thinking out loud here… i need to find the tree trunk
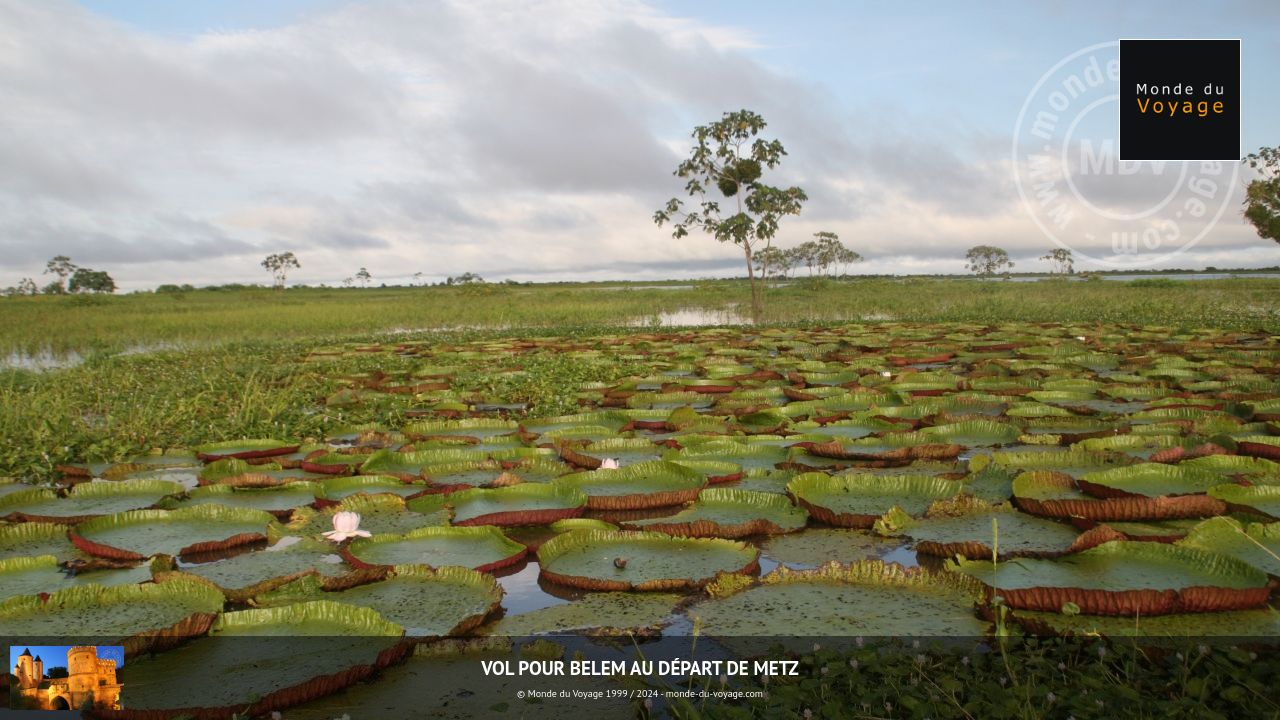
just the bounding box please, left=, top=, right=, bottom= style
left=743, top=244, right=762, bottom=323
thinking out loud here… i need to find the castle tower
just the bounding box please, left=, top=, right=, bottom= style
left=14, top=648, right=34, bottom=689
left=65, top=646, right=98, bottom=699
left=32, top=655, right=43, bottom=686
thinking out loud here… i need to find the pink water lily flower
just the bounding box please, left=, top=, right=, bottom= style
left=600, top=458, right=620, bottom=469
left=322, top=511, right=372, bottom=542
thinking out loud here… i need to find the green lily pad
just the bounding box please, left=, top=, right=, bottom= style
left=0, top=479, right=184, bottom=521
left=322, top=474, right=429, bottom=499
left=553, top=460, right=706, bottom=510
left=116, top=601, right=403, bottom=712
left=688, top=561, right=987, bottom=638
left=950, top=540, right=1271, bottom=615
left=620, top=488, right=808, bottom=537
left=537, top=529, right=758, bottom=591
left=0, top=522, right=76, bottom=562
left=1079, top=463, right=1223, bottom=497
left=72, top=505, right=279, bottom=560
left=194, top=439, right=301, bottom=461
left=256, top=564, right=501, bottom=637
left=171, top=537, right=349, bottom=600
left=345, top=526, right=526, bottom=573
left=488, top=592, right=683, bottom=636
left=1177, top=517, right=1280, bottom=576
left=884, top=503, right=1083, bottom=559
left=0, top=555, right=152, bottom=602
left=408, top=483, right=587, bottom=526
left=761, top=529, right=901, bottom=569
left=290, top=494, right=450, bottom=538
left=0, top=576, right=224, bottom=640
left=173, top=481, right=325, bottom=514
left=918, top=420, right=1020, bottom=446
left=786, top=472, right=962, bottom=528
left=1209, top=484, right=1280, bottom=519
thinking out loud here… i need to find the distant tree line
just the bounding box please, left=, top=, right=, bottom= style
left=2, top=255, right=116, bottom=297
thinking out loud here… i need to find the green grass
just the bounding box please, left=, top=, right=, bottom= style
left=2, top=277, right=1278, bottom=358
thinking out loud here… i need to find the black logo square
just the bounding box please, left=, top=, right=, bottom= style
left=1119, top=39, right=1240, bottom=161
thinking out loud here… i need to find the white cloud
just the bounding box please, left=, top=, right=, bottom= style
left=0, top=0, right=1271, bottom=291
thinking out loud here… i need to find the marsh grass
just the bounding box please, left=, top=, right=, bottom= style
left=2, top=278, right=1277, bottom=358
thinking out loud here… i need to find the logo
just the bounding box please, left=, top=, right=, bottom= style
left=1012, top=41, right=1239, bottom=267
left=9, top=645, right=124, bottom=712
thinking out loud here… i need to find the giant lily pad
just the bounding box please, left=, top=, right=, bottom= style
left=255, top=565, right=501, bottom=637
left=322, top=474, right=429, bottom=499
left=0, top=576, right=224, bottom=652
left=171, top=481, right=324, bottom=516
left=553, top=460, right=707, bottom=510
left=0, top=555, right=151, bottom=602
left=537, top=530, right=759, bottom=591
left=71, top=505, right=279, bottom=561
left=1209, top=483, right=1280, bottom=519
left=195, top=439, right=301, bottom=461
left=786, top=472, right=962, bottom=528
left=408, top=483, right=587, bottom=526
left=881, top=502, right=1088, bottom=559
left=344, top=526, right=526, bottom=573
left=620, top=488, right=808, bottom=538
left=688, top=561, right=987, bottom=638
left=488, top=592, right=683, bottom=636
left=162, top=536, right=350, bottom=601
left=1177, top=517, right=1280, bottom=576
left=0, top=522, right=76, bottom=562
left=359, top=449, right=488, bottom=480
left=1013, top=470, right=1226, bottom=521
left=0, top=479, right=184, bottom=523
left=917, top=420, right=1020, bottom=446
left=1078, top=463, right=1223, bottom=498
left=949, top=540, right=1272, bottom=615
left=114, top=601, right=404, bottom=714
left=290, top=494, right=450, bottom=538
left=761, top=529, right=901, bottom=569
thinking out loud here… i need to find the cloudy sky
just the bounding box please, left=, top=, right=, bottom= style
left=2, top=0, right=1278, bottom=290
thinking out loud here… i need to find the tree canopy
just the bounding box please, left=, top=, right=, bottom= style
left=1244, top=147, right=1280, bottom=244
left=965, top=245, right=1014, bottom=277
left=654, top=109, right=807, bottom=321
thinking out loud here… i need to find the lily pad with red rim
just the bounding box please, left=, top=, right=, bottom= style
left=552, top=460, right=707, bottom=510
left=619, top=488, right=808, bottom=538
left=254, top=564, right=501, bottom=637
left=71, top=505, right=280, bottom=561
left=343, top=526, right=526, bottom=573
left=536, top=529, right=759, bottom=591
left=194, top=439, right=301, bottom=462
left=949, top=540, right=1272, bottom=615
left=786, top=472, right=962, bottom=528
left=407, top=483, right=587, bottom=527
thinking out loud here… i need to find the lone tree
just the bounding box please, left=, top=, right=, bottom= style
left=261, top=252, right=300, bottom=290
left=68, top=268, right=116, bottom=294
left=43, top=255, right=77, bottom=294
left=355, top=267, right=372, bottom=287
left=654, top=109, right=807, bottom=322
left=1243, top=147, right=1280, bottom=243
left=1040, top=247, right=1074, bottom=274
left=812, top=231, right=862, bottom=276
left=965, top=245, right=1014, bottom=277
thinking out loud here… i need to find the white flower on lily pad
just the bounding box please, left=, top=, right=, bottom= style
left=600, top=458, right=620, bottom=469
left=880, top=371, right=892, bottom=377
left=323, top=511, right=372, bottom=542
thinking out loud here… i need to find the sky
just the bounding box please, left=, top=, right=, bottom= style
left=1, top=1, right=1278, bottom=291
